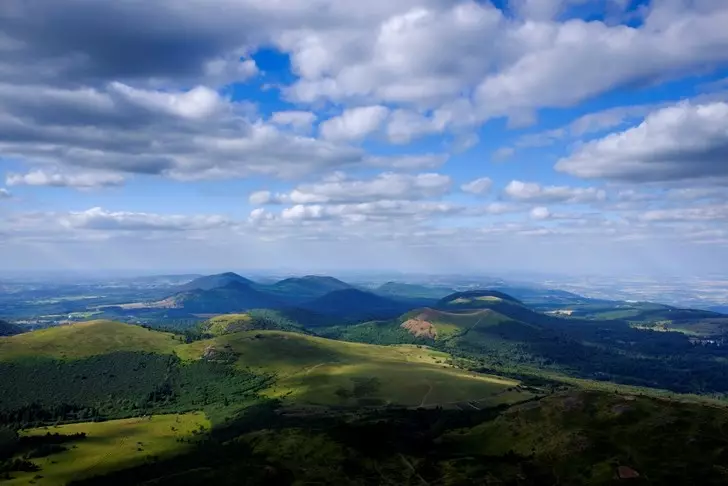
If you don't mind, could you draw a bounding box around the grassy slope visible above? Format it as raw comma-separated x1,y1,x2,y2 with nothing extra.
176,330,527,407
0,321,179,361
402,308,511,339
7,413,209,486
203,313,253,335
0,321,529,409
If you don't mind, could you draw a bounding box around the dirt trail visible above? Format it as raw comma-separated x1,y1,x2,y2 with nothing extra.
398,454,430,486
305,362,329,375
419,382,433,408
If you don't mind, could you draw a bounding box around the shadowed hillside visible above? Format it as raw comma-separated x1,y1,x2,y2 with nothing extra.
177,272,256,292
168,281,284,313
300,288,417,322
0,319,22,337
263,276,352,302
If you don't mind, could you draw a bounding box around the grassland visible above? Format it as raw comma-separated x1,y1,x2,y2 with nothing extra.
403,308,511,340
0,321,179,361
203,313,252,335
6,413,209,486
177,330,529,408
0,320,531,412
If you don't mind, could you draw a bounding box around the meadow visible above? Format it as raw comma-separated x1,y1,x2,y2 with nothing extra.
6,413,209,486
176,330,529,408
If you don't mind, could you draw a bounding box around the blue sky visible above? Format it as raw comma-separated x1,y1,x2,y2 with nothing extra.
1,0,728,276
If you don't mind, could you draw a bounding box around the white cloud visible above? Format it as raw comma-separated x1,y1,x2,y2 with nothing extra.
504,180,607,204
251,172,451,205
6,170,125,188
270,110,317,132
59,207,231,232
319,105,389,142
283,2,503,107
108,83,226,120
203,57,259,85
530,206,552,220
365,154,448,171
248,190,274,205
0,188,10,198
461,177,492,195
556,101,728,183
255,199,460,224
475,5,728,119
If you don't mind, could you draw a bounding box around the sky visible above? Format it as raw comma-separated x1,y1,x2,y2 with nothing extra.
1,0,728,276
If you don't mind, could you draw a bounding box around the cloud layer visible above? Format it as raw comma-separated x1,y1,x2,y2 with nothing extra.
2,0,728,274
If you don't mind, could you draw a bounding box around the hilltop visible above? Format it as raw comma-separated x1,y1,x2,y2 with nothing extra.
300,288,413,322
438,289,525,307
264,275,352,302
176,272,255,292
199,310,307,336
0,320,178,361
167,281,284,313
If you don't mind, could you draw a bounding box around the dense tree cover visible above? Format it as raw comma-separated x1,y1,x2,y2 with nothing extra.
318,320,429,346
0,353,272,429
1,429,87,478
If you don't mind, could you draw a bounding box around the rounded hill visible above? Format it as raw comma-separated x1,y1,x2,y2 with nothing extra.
0,320,178,361
177,272,255,292
438,290,524,308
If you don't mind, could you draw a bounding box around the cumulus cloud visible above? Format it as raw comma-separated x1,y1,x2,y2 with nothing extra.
0,82,376,180
365,154,448,171
0,188,11,198
252,199,460,224
503,180,606,204
530,206,551,220
59,207,231,232
461,177,492,195
475,4,728,119
270,111,317,132
283,2,503,107
556,101,728,183
6,170,125,188
319,106,389,142
250,172,451,205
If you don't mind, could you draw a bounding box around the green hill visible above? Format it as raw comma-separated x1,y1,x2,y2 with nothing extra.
398,308,514,340
0,320,178,361
264,276,352,302
200,310,307,336
0,321,530,414
176,330,527,408
301,288,414,322
438,289,525,308
177,272,255,292
0,319,22,337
